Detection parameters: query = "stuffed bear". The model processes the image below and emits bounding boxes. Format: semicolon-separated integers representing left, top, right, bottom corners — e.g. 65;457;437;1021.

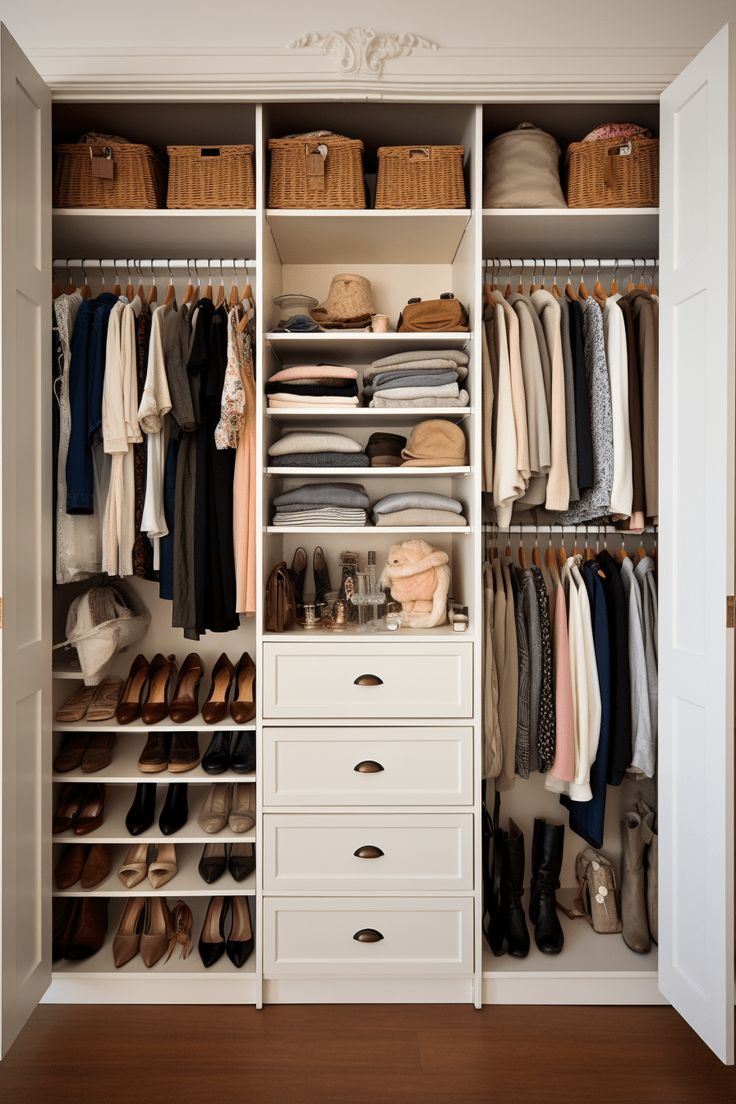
379;539;450;628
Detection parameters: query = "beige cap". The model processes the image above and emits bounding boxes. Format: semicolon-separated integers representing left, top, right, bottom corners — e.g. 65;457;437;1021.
401;419;468;467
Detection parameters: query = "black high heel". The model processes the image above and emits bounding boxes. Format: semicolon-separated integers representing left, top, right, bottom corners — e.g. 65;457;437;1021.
198;842;227;885
201;731;232;775
159;783;189;836
228;841;256;882
125;783;156;836
198;895;230;967
226;896;254;968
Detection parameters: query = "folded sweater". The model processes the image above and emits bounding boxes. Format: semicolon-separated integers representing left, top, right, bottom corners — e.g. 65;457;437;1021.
363;371;458;397
362;360;468;384
274;507;367;526
269;452;370;468
274;482;370;509
373;491;464;515
266;379;359;398
369;348;469;370
373;508;468;527
269;364;357;382
269;431;362;456
370;390;470;409
267;393;360;407
372;382;460;401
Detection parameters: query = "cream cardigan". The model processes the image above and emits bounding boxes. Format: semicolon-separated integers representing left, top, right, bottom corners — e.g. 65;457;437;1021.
532;289;570;511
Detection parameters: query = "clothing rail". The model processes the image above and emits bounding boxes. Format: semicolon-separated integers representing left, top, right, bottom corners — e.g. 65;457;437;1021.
483;257;658;269
52;258;257;271
482;524;658;534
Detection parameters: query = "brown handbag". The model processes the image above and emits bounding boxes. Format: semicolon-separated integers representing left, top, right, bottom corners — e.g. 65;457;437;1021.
397;293;469;332
265;561;297;632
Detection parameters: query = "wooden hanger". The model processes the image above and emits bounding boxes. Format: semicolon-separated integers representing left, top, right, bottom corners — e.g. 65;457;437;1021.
637;536;648;560
529;259;540;295
592;260;607;308
202;260;213;301
63;262;76;296
577;265;589;300
617;533;630;563
124;259;135;302
181;260;196;306
214;260;226;308
112;260;121;298
551;259;562;300
572;527;581;557
608;261;619;297
52;267;61;300
626;260;638;293
557;527;568;569
518;527;529;569
583;526;596;560
79;261;92;300
228;278;241;308
162;262;176;308
564;260;579;302
146;261;158;306
134;259;146;302
545;532;561;585
531;528;542;568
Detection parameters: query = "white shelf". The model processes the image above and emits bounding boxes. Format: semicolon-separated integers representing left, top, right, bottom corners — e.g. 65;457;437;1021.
53;732;255;784
266;525;471;535
482;207;659;257
263;625;470;643
53;713;251;734
265;331;471;364
266;466;471;477
53;843;255;898
52;783;257;845
265;407;473;427
52;208;257;259
266;209;472;264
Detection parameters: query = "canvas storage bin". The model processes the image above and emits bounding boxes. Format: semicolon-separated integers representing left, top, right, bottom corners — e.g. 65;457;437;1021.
268;131;366;209
166;144;255;208
483;122;566;209
53;133;164;209
566;135;659;208
375;145;466;209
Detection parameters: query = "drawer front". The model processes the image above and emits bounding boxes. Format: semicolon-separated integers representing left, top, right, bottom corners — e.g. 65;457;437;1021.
262;642;473;719
263;897;474;977
263;726;473;806
263;813;474;892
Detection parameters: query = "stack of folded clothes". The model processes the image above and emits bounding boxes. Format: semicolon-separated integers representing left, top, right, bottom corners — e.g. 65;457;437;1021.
372;491;467;527
366;432;406;467
268;431;370;468
273;483;370;527
265;364;360;409
363;349;470;408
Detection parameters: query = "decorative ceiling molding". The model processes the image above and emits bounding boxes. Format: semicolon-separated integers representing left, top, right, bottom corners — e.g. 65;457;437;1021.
287;27;438;77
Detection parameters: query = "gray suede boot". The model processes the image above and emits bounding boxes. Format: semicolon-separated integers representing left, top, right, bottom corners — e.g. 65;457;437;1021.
621;811;650;954
639;805;658;945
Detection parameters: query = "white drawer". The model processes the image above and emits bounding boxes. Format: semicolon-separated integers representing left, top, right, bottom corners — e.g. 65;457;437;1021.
262;642;473;719
263;897;474;977
263;726;473;806
263;813;473;892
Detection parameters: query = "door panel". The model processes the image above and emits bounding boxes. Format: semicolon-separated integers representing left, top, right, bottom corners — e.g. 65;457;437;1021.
659;21;735;1065
0;23;52;1057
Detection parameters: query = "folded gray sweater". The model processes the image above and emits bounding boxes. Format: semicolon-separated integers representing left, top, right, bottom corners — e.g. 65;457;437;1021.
369;349;469;370
362;358;468;383
372;491;464;515
270;452;370;468
373;507;468;527
273;482;370;509
370;390;470;408
363;370;458;396
274;507;367;526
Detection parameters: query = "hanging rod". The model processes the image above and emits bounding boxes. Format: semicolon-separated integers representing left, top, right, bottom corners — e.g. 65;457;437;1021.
482;523;658;534
483;257;658;269
52;258;257;270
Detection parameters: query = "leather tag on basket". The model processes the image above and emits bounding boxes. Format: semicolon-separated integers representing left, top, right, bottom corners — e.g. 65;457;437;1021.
306;145;327;190
265;561;297;632
398;294;469;332
89;146;115;180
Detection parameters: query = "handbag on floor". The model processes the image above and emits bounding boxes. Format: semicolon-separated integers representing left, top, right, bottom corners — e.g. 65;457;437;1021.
559;848;622;934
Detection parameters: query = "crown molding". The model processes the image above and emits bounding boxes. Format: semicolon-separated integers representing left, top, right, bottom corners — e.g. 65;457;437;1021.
29;40;697;100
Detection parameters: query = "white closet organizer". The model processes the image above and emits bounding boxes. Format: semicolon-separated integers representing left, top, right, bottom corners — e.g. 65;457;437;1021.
0;20;733;1064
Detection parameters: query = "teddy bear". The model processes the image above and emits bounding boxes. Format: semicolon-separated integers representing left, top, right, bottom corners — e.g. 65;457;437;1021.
379;539;451;628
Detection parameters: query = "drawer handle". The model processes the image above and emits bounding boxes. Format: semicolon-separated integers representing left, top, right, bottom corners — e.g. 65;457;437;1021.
354;845;384;859
353;928;384;943
354;760;384;774
354;674;383;687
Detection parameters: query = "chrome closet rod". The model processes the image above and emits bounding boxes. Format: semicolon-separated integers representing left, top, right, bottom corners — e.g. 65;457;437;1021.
53;257;257;269
482;257;658;268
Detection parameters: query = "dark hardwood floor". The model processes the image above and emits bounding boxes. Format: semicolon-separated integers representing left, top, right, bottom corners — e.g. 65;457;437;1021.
0;1005;734;1103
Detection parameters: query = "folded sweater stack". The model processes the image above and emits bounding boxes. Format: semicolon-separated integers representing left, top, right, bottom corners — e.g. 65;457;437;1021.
364;349;470;408
273;482;370;527
268;431;370;468
372;491;467;527
266;364;359;408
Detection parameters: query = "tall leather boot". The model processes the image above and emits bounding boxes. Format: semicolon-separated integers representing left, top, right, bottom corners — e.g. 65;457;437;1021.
639;804;658;945
529;818;564;954
501;819;530;957
621;811;650;953
482;790;504;956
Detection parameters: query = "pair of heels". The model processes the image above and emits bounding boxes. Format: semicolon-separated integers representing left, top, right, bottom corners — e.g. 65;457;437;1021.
199;842;255;884
53;897;108;962
199;896;254;968
125;782;188;836
55;676;123;723
116;652;256;726
198;783;255;835
138;731;200;773
201;731;256;775
54;843;111;890
116;653;177;726
53;732;117;774
53;783;105;835
118;843;177;889
289;545;331;610
113;897;192;968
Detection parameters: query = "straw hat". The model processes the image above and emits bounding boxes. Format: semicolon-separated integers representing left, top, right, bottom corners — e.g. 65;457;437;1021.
311;273;375;326
401;419;468;467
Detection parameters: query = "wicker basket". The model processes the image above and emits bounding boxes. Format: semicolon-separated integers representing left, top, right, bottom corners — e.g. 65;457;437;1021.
268;132;366;209
375;145;466;209
566;135;659;208
53;137;164;209
166;144;255;209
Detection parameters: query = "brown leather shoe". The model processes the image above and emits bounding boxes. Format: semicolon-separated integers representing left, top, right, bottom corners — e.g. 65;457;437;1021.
140;897;171;968
53;734;90;774
65;897;109;960
113;896;145;968
81;843;112;889
202;654;235;725
169;653;204;724
141;654;177;726
73;783;105;835
54;843;86;889
230;653;256;724
53;783;87;834
168;732;200;773
53;897;80;961
81;733;117;773
116;655;150;725
138;732;171;773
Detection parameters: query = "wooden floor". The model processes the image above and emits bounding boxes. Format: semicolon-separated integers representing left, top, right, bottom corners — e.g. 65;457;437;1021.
0;1005;734;1103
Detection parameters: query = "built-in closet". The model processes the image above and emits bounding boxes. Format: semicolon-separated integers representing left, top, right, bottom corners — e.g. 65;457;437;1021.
0;18;732;1066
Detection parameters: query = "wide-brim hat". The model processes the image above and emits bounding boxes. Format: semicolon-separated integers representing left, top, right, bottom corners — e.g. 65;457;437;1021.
401;419;468;467
311;273;375;324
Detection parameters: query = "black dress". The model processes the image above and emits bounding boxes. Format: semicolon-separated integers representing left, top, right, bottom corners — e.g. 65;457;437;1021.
568;300;594;492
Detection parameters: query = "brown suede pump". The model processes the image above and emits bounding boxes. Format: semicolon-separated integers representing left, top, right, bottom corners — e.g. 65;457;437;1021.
140;654;178;725
201;653;235;725
230;653;256;724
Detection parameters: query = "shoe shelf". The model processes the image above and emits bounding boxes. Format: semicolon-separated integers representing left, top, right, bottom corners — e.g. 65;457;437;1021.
52;785;257;845
53;734;256;785
265;467;472;477
265;408;473;427
265;331;471;364
262;624;468;643
53;714;251;733
53;844;256;899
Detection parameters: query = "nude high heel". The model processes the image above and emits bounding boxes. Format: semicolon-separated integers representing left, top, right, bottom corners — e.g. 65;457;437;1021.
165;900;193;961
197;783;232;834
148;843;177;888
117;843;151;888
113;896;146;968
228;782;256;834
140;897;172;968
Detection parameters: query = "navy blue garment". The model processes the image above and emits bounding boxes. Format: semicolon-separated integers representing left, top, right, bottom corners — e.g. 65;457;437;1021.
88;293;118;446
561;559;611;848
158;436;178;601
65;297;98;512
52;306;62;564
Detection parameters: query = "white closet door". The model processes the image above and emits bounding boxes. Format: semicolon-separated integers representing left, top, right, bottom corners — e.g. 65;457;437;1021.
659;22;735;1065
0;23;52;1057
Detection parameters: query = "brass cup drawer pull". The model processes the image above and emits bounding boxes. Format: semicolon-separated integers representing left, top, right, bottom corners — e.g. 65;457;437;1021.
353;673;383;687
353;845;384;859
353;760;384;773
353;928;384;943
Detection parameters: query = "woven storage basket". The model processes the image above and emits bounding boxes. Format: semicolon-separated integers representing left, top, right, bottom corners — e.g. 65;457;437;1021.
375;145;466;209
166;144;255;209
53;136;164;209
566;135;659;208
268;132;366;209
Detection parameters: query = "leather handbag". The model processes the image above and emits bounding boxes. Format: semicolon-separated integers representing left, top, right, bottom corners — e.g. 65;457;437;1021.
483;122;566;208
560;848;623;934
264;561;297;632
397;293;469;332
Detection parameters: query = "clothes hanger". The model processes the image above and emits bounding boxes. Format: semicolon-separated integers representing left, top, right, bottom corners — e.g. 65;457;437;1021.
636;257;649;292
529;258;540;294
214;258;226;308
650;263;659;297
551;258;562;299
147;259;158;306
163;260;176;307
592;259;607;308
125;258;136;301
503;258;512;299
228;258;241;309
577;262;589;301
515;258;526;296
99;260;107;294
238;261;254;333
564;258;579;302
112;258;121;297
135;258;146;302
517;523;529;569
556;525;568;569
583;524;596;560
181;259;195;306
63;260;76;296
572;525;581;557
637;532;648;560
79;259;92;300
202;258;213;300
608;258;619;297
626;259;637;293
531;522;542;567
616;530;629;563
545;528;561;584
